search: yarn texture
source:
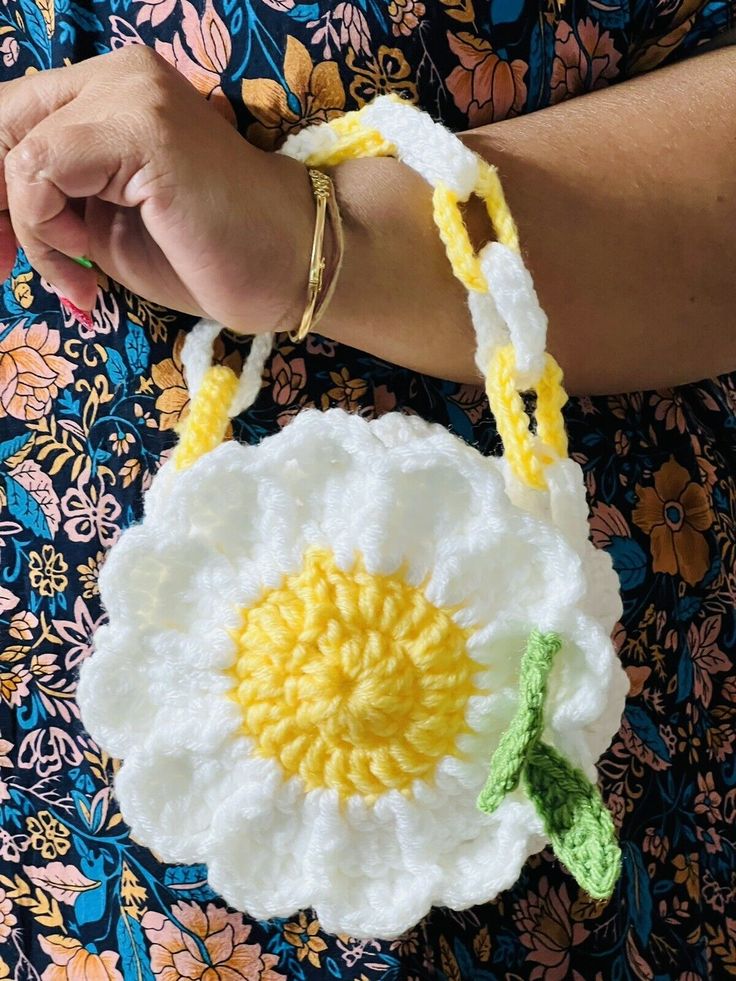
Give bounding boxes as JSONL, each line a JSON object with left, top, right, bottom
{"left": 77, "top": 95, "right": 630, "bottom": 939}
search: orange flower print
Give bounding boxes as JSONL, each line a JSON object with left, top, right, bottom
{"left": 243, "top": 36, "right": 346, "bottom": 151}
{"left": 152, "top": 342, "right": 189, "bottom": 430}
{"left": 514, "top": 878, "right": 590, "bottom": 979}
{"left": 346, "top": 45, "right": 418, "bottom": 106}
{"left": 446, "top": 32, "right": 527, "bottom": 125}
{"left": 388, "top": 0, "right": 425, "bottom": 38}
{"left": 39, "top": 935, "right": 123, "bottom": 981}
{"left": 154, "top": 0, "right": 236, "bottom": 123}
{"left": 549, "top": 19, "right": 621, "bottom": 104}
{"left": 142, "top": 901, "right": 284, "bottom": 980}
{"left": 151, "top": 331, "right": 241, "bottom": 430}
{"left": 633, "top": 457, "right": 713, "bottom": 586}
{"left": 283, "top": 913, "right": 328, "bottom": 969}
{"left": 0, "top": 319, "right": 76, "bottom": 421}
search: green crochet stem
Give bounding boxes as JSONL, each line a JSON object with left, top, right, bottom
{"left": 477, "top": 630, "right": 621, "bottom": 900}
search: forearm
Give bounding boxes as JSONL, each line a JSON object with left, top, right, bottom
{"left": 319, "top": 45, "right": 736, "bottom": 394}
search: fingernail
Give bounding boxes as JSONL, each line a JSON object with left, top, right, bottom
{"left": 60, "top": 296, "right": 95, "bottom": 331}
{"left": 72, "top": 255, "right": 94, "bottom": 269}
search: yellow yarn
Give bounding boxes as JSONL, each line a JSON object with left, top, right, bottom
{"left": 432, "top": 183, "right": 487, "bottom": 293}
{"left": 486, "top": 345, "right": 568, "bottom": 490}
{"left": 179, "top": 109, "right": 567, "bottom": 495}
{"left": 173, "top": 365, "right": 239, "bottom": 471}
{"left": 535, "top": 354, "right": 569, "bottom": 461}
{"left": 228, "top": 547, "right": 482, "bottom": 800}
{"left": 305, "top": 111, "right": 396, "bottom": 168}
{"left": 475, "top": 159, "right": 520, "bottom": 254}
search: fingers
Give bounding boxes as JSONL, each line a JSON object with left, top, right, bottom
{"left": 4, "top": 110, "right": 153, "bottom": 310}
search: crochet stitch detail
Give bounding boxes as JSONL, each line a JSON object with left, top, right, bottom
{"left": 228, "top": 547, "right": 480, "bottom": 799}
{"left": 479, "top": 629, "right": 621, "bottom": 900}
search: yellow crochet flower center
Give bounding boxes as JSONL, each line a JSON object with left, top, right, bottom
{"left": 228, "top": 547, "right": 480, "bottom": 799}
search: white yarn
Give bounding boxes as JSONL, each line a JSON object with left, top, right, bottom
{"left": 182, "top": 322, "right": 274, "bottom": 417}
{"left": 360, "top": 97, "right": 480, "bottom": 199}
{"left": 278, "top": 119, "right": 340, "bottom": 164}
{"left": 481, "top": 243, "right": 548, "bottom": 387}
{"left": 78, "top": 96, "right": 629, "bottom": 941}
{"left": 77, "top": 408, "right": 628, "bottom": 939}
{"left": 181, "top": 319, "right": 222, "bottom": 399}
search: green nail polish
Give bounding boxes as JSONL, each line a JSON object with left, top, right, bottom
{"left": 73, "top": 255, "right": 94, "bottom": 269}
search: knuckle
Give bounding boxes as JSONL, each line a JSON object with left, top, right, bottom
{"left": 4, "top": 140, "right": 42, "bottom": 180}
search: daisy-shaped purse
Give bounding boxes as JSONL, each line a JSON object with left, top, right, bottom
{"left": 77, "top": 95, "right": 630, "bottom": 940}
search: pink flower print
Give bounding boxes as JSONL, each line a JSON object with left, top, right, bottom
{"left": 17, "top": 727, "right": 83, "bottom": 778}
{"left": 61, "top": 471, "right": 122, "bottom": 546}
{"left": 53, "top": 597, "right": 106, "bottom": 670}
{"left": 135, "top": 0, "right": 178, "bottom": 27}
{"left": 142, "top": 901, "right": 285, "bottom": 980}
{"left": 0, "top": 319, "right": 76, "bottom": 421}
{"left": 155, "top": 0, "right": 236, "bottom": 123}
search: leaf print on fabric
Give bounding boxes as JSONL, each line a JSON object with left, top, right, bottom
{"left": 24, "top": 863, "right": 100, "bottom": 907}
{"left": 38, "top": 935, "right": 123, "bottom": 981}
{"left": 688, "top": 615, "right": 732, "bottom": 708}
{"left": 549, "top": 18, "right": 621, "bottom": 104}
{"left": 446, "top": 32, "right": 527, "bottom": 125}
{"left": 330, "top": 3, "right": 371, "bottom": 56}
{"left": 5, "top": 459, "right": 61, "bottom": 537}
{"left": 142, "top": 902, "right": 285, "bottom": 980}
{"left": 243, "top": 35, "right": 346, "bottom": 150}
{"left": 0, "top": 319, "right": 76, "bottom": 421}
{"left": 633, "top": 456, "right": 714, "bottom": 586}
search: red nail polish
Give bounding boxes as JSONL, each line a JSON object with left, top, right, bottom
{"left": 60, "top": 296, "right": 95, "bottom": 332}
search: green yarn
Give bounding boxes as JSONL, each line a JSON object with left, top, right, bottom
{"left": 477, "top": 629, "right": 621, "bottom": 900}
{"left": 524, "top": 740, "right": 622, "bottom": 899}
{"left": 477, "top": 630, "right": 561, "bottom": 812}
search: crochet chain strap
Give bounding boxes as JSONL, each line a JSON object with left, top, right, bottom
{"left": 174, "top": 96, "right": 569, "bottom": 491}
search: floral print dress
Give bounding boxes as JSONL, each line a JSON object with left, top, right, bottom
{"left": 1, "top": 0, "right": 736, "bottom": 976}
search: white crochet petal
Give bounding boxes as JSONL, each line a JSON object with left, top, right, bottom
{"left": 361, "top": 96, "right": 479, "bottom": 198}
{"left": 80, "top": 405, "right": 628, "bottom": 939}
{"left": 113, "top": 742, "right": 259, "bottom": 865}
{"left": 76, "top": 626, "right": 157, "bottom": 760}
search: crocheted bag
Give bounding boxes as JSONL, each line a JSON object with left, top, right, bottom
{"left": 77, "top": 95, "right": 630, "bottom": 940}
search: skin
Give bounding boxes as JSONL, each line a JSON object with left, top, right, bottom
{"left": 0, "top": 41, "right": 733, "bottom": 395}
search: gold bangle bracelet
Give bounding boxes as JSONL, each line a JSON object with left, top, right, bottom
{"left": 289, "top": 169, "right": 334, "bottom": 344}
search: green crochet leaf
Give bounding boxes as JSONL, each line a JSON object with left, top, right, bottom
{"left": 523, "top": 740, "right": 621, "bottom": 900}
{"left": 477, "top": 630, "right": 562, "bottom": 813}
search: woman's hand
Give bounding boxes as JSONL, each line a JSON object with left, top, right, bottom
{"left": 0, "top": 44, "right": 314, "bottom": 331}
